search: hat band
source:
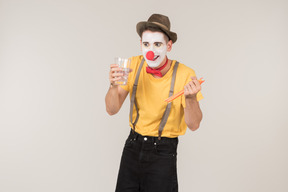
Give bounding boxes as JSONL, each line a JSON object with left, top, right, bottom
{"left": 151, "top": 22, "right": 169, "bottom": 31}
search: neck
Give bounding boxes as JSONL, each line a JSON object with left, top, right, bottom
{"left": 159, "top": 59, "right": 171, "bottom": 77}
{"left": 153, "top": 57, "right": 171, "bottom": 78}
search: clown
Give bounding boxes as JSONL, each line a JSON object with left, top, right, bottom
{"left": 106, "top": 13, "right": 204, "bottom": 192}
{"left": 141, "top": 31, "right": 172, "bottom": 77}
{"left": 142, "top": 31, "right": 169, "bottom": 67}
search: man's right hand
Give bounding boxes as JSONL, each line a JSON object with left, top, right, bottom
{"left": 106, "top": 64, "right": 130, "bottom": 115}
{"left": 109, "top": 64, "right": 123, "bottom": 87}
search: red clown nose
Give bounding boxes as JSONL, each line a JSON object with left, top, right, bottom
{"left": 146, "top": 51, "right": 154, "bottom": 61}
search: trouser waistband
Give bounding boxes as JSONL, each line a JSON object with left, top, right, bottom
{"left": 128, "top": 129, "right": 178, "bottom": 145}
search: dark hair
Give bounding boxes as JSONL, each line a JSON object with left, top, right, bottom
{"left": 140, "top": 26, "right": 170, "bottom": 43}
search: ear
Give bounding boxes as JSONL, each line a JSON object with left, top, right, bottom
{"left": 167, "top": 40, "right": 173, "bottom": 52}
{"left": 140, "top": 39, "right": 142, "bottom": 51}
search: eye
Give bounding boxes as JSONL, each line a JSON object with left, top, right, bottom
{"left": 143, "top": 42, "right": 149, "bottom": 47}
{"left": 154, "top": 42, "right": 163, "bottom": 47}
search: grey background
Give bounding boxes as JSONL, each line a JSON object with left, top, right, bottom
{"left": 0, "top": 0, "right": 288, "bottom": 191}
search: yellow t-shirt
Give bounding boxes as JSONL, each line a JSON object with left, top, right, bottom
{"left": 121, "top": 55, "right": 203, "bottom": 138}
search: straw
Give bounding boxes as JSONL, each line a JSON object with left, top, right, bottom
{"left": 165, "top": 78, "right": 205, "bottom": 103}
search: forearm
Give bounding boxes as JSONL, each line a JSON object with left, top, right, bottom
{"left": 184, "top": 97, "right": 203, "bottom": 131}
{"left": 105, "top": 85, "right": 121, "bottom": 115}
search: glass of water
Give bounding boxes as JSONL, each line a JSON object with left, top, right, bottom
{"left": 114, "top": 57, "right": 131, "bottom": 85}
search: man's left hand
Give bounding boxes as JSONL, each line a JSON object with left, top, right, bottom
{"left": 184, "top": 76, "right": 201, "bottom": 99}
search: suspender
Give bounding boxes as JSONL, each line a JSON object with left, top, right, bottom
{"left": 158, "top": 60, "right": 179, "bottom": 139}
{"left": 129, "top": 59, "right": 145, "bottom": 131}
{"left": 129, "top": 58, "right": 179, "bottom": 139}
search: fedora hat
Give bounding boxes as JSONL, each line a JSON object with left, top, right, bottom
{"left": 136, "top": 14, "right": 177, "bottom": 43}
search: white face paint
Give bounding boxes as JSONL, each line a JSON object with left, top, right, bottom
{"left": 141, "top": 31, "right": 167, "bottom": 68}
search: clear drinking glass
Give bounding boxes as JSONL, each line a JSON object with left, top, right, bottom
{"left": 114, "top": 57, "right": 131, "bottom": 85}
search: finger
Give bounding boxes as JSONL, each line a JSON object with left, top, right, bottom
{"left": 110, "top": 75, "right": 122, "bottom": 81}
{"left": 112, "top": 73, "right": 124, "bottom": 78}
{"left": 193, "top": 78, "right": 200, "bottom": 86}
{"left": 191, "top": 80, "right": 201, "bottom": 93}
{"left": 190, "top": 76, "right": 201, "bottom": 90}
{"left": 184, "top": 85, "right": 189, "bottom": 95}
{"left": 110, "top": 64, "right": 119, "bottom": 69}
{"left": 110, "top": 64, "right": 119, "bottom": 71}
{"left": 191, "top": 76, "right": 197, "bottom": 81}
{"left": 188, "top": 80, "right": 196, "bottom": 88}
{"left": 192, "top": 80, "right": 201, "bottom": 92}
{"left": 188, "top": 82, "right": 197, "bottom": 94}
{"left": 109, "top": 76, "right": 121, "bottom": 83}
{"left": 111, "top": 67, "right": 123, "bottom": 72}
{"left": 109, "top": 70, "right": 122, "bottom": 78}
{"left": 195, "top": 81, "right": 201, "bottom": 92}
{"left": 110, "top": 64, "right": 123, "bottom": 73}
{"left": 190, "top": 76, "right": 201, "bottom": 87}
{"left": 110, "top": 75, "right": 121, "bottom": 80}
{"left": 185, "top": 83, "right": 193, "bottom": 95}
{"left": 109, "top": 70, "right": 123, "bottom": 82}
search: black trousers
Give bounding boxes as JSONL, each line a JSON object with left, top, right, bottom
{"left": 115, "top": 130, "right": 178, "bottom": 192}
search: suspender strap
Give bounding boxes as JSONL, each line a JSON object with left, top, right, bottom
{"left": 158, "top": 61, "right": 179, "bottom": 140}
{"left": 129, "top": 58, "right": 145, "bottom": 132}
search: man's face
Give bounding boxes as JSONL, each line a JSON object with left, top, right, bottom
{"left": 141, "top": 31, "right": 168, "bottom": 68}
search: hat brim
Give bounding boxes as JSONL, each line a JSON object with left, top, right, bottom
{"left": 136, "top": 21, "right": 177, "bottom": 43}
